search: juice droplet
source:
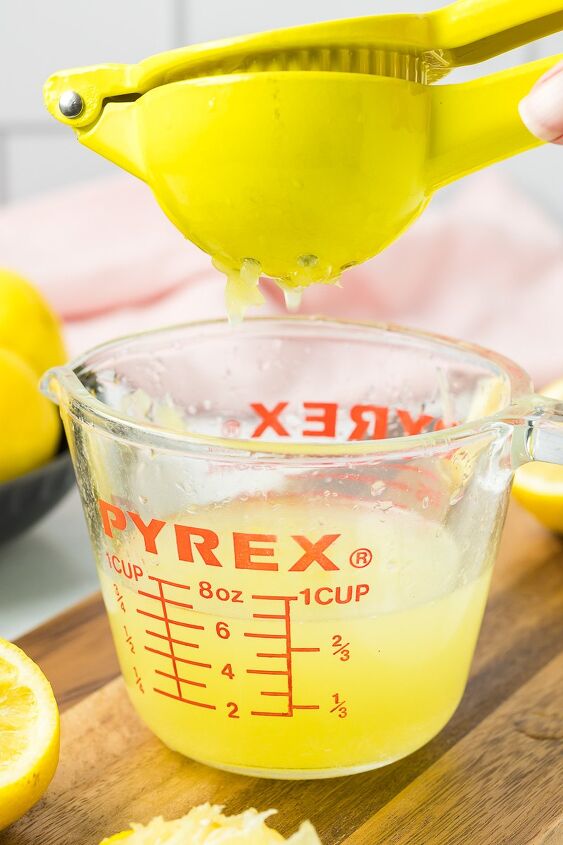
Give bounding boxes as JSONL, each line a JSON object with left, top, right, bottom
{"left": 213, "top": 257, "right": 264, "bottom": 324}
{"left": 283, "top": 287, "right": 303, "bottom": 312}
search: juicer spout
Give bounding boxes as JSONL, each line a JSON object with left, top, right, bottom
{"left": 43, "top": 64, "right": 146, "bottom": 181}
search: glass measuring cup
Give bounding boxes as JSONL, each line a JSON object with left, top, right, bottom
{"left": 43, "top": 317, "right": 563, "bottom": 779}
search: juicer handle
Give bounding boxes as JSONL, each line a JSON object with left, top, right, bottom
{"left": 431, "top": 0, "right": 563, "bottom": 66}
{"left": 427, "top": 54, "right": 563, "bottom": 191}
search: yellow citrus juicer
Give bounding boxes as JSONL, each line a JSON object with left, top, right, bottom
{"left": 44, "top": 0, "right": 563, "bottom": 297}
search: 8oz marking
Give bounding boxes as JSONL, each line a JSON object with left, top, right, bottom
{"left": 349, "top": 548, "right": 373, "bottom": 568}
{"left": 199, "top": 581, "right": 243, "bottom": 603}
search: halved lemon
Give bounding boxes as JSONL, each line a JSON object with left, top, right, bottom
{"left": 0, "top": 639, "right": 60, "bottom": 830}
{"left": 100, "top": 805, "right": 322, "bottom": 844}
{"left": 512, "top": 378, "right": 563, "bottom": 533}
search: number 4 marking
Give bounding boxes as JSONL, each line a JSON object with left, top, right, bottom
{"left": 221, "top": 663, "right": 235, "bottom": 679}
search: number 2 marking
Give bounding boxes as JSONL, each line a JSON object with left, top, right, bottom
{"left": 227, "top": 701, "right": 240, "bottom": 718}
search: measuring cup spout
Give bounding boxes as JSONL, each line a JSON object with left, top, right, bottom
{"left": 40, "top": 366, "right": 68, "bottom": 406}
{"left": 428, "top": 54, "right": 563, "bottom": 191}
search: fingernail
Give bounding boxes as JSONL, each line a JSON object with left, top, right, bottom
{"left": 519, "top": 63, "right": 563, "bottom": 143}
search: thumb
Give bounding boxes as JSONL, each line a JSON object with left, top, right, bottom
{"left": 519, "top": 60, "right": 563, "bottom": 144}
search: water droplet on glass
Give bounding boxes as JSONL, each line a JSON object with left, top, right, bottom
{"left": 422, "top": 496, "right": 430, "bottom": 510}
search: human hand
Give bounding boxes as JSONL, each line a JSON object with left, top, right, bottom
{"left": 519, "top": 60, "right": 563, "bottom": 145}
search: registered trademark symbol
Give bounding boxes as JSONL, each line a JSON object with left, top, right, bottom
{"left": 349, "top": 548, "right": 373, "bottom": 568}
{"left": 222, "top": 418, "right": 241, "bottom": 437}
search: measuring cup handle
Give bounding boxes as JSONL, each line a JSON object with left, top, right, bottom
{"left": 427, "top": 54, "right": 563, "bottom": 192}
{"left": 509, "top": 396, "right": 563, "bottom": 467}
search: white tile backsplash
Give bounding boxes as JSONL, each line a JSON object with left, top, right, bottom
{"left": 5, "top": 129, "right": 117, "bottom": 201}
{"left": 0, "top": 0, "right": 561, "bottom": 213}
{"left": 181, "top": 0, "right": 442, "bottom": 44}
{"left": 0, "top": 0, "right": 176, "bottom": 126}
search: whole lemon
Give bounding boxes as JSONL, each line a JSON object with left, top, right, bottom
{"left": 0, "top": 348, "right": 61, "bottom": 482}
{"left": 0, "top": 269, "right": 66, "bottom": 376}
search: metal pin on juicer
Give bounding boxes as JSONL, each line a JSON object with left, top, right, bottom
{"left": 44, "top": 0, "right": 563, "bottom": 292}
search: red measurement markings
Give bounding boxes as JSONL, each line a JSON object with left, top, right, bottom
{"left": 145, "top": 647, "right": 211, "bottom": 669}
{"left": 247, "top": 594, "right": 319, "bottom": 717}
{"left": 247, "top": 669, "right": 289, "bottom": 676}
{"left": 133, "top": 666, "right": 144, "bottom": 694}
{"left": 154, "top": 689, "right": 216, "bottom": 709}
{"left": 137, "top": 609, "right": 204, "bottom": 630}
{"left": 137, "top": 575, "right": 213, "bottom": 710}
{"left": 145, "top": 629, "right": 199, "bottom": 649}
{"left": 123, "top": 625, "right": 135, "bottom": 654}
{"left": 155, "top": 669, "right": 206, "bottom": 689}
{"left": 113, "top": 583, "right": 126, "bottom": 612}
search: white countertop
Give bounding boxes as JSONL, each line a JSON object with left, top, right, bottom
{"left": 0, "top": 489, "right": 99, "bottom": 641}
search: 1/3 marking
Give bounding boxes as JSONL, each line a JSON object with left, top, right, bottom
{"left": 199, "top": 581, "right": 244, "bottom": 603}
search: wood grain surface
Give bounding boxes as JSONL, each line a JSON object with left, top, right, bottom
{"left": 4, "top": 504, "right": 563, "bottom": 845}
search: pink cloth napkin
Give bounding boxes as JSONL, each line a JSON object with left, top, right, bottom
{"left": 0, "top": 172, "right": 561, "bottom": 384}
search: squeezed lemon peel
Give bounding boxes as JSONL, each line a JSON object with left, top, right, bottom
{"left": 100, "top": 804, "right": 322, "bottom": 844}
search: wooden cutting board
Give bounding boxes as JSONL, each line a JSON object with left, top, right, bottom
{"left": 2, "top": 504, "right": 563, "bottom": 845}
